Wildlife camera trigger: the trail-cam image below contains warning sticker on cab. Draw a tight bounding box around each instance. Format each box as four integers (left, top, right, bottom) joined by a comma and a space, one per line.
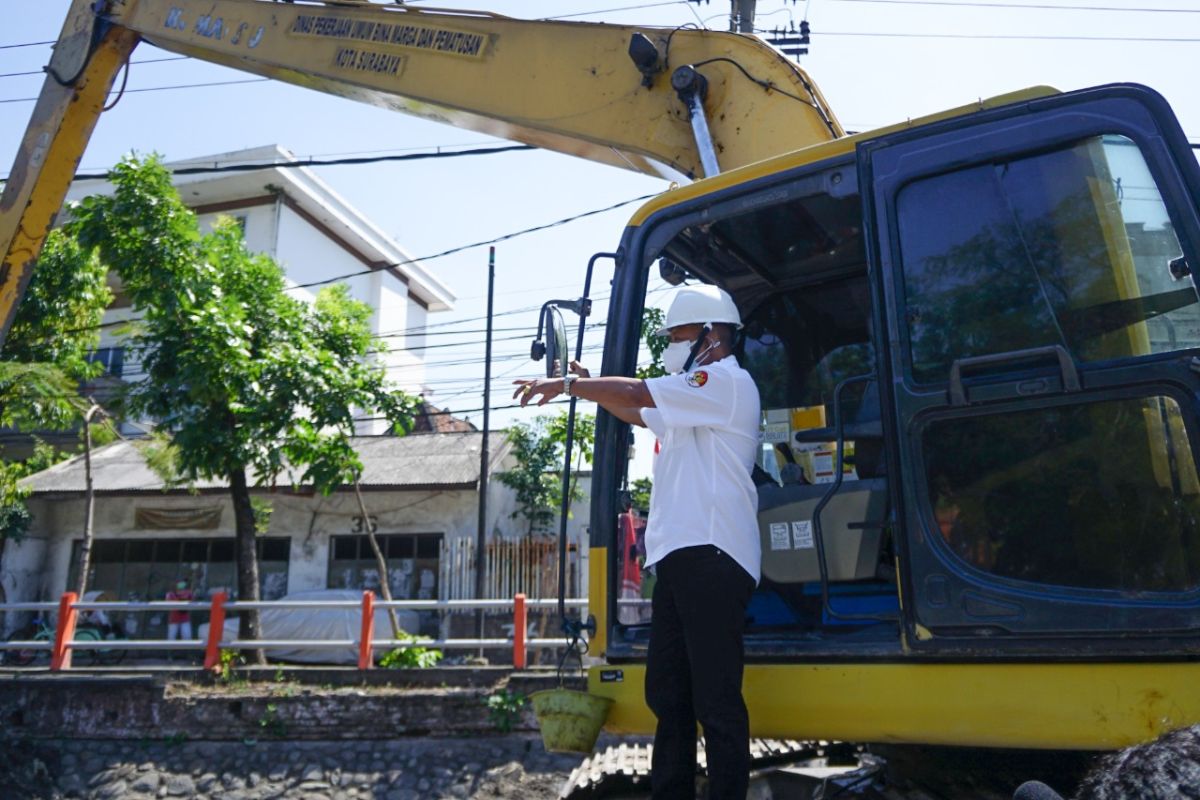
769, 522, 790, 551
792, 520, 814, 549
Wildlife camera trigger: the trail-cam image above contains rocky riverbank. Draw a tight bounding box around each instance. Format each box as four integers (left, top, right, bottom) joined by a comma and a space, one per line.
2, 734, 616, 800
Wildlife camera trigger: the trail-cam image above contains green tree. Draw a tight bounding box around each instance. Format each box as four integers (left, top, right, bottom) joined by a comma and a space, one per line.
499, 411, 595, 536
636, 307, 668, 380
2, 229, 112, 381
70, 155, 419, 661
629, 477, 653, 514
0, 225, 112, 602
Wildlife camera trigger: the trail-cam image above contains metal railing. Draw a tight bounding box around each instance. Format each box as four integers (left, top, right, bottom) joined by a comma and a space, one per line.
0, 591, 587, 672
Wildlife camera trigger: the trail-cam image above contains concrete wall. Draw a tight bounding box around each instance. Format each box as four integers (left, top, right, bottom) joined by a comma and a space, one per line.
0, 671, 579, 741
196, 204, 279, 259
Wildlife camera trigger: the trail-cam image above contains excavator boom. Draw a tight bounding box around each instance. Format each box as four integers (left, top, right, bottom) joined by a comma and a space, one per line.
0, 0, 841, 347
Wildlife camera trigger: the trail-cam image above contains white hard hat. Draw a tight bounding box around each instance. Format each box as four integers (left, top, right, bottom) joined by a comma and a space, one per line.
656, 284, 741, 336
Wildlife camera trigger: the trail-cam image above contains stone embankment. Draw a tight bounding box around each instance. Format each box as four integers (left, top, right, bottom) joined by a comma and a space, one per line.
4, 734, 601, 800
0, 667, 647, 800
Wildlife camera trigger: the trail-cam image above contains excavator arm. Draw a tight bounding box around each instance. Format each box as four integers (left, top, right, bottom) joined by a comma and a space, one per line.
0, 0, 842, 346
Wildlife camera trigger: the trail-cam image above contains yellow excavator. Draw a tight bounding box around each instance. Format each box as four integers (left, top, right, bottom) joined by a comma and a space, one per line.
7, 1, 1200, 795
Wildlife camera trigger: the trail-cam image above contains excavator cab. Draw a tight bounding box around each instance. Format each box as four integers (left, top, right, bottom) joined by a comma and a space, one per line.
591, 83, 1200, 748
602, 146, 902, 666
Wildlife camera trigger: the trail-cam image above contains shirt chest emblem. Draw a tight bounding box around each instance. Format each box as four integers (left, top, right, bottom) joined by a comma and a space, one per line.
685, 370, 709, 388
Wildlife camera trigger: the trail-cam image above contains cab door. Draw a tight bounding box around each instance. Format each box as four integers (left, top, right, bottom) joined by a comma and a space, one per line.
859, 84, 1200, 652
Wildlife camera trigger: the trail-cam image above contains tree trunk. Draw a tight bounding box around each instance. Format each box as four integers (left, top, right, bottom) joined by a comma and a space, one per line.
229, 466, 265, 665
75, 403, 103, 598
353, 481, 401, 637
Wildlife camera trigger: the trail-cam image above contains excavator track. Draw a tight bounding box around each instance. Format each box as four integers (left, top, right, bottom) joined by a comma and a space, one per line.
560, 738, 860, 799
560, 739, 1094, 799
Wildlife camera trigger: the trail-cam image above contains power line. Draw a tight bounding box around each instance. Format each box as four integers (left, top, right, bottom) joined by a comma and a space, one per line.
288, 192, 658, 292
65, 145, 536, 181
352, 397, 580, 425
0, 56, 190, 80
0, 77, 271, 105
828, 0, 1200, 11
14, 196, 641, 343
811, 29, 1200, 42
543, 1, 698, 20
73, 140, 517, 173
0, 40, 54, 50
109, 343, 608, 383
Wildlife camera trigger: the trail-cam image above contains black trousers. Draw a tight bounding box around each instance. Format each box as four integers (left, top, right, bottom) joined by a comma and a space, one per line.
645, 545, 755, 800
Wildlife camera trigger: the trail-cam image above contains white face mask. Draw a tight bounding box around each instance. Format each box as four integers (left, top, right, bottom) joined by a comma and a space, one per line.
662, 340, 693, 374
662, 336, 719, 374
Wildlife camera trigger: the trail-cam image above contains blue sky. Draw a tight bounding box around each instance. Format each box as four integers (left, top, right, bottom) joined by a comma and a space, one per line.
5, 0, 1200, 476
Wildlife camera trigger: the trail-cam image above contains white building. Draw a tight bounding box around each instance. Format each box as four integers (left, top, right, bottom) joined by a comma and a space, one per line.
68, 145, 456, 435
8, 434, 591, 638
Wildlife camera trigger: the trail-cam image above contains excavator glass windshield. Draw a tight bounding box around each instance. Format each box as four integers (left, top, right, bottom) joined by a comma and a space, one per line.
896, 134, 1198, 382
894, 133, 1200, 600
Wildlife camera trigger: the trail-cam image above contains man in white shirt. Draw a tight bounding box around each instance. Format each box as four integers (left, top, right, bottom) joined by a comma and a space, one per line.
515, 284, 761, 800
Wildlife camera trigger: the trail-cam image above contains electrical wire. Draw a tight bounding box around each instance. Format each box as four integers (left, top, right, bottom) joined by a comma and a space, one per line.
812, 29, 1200, 42
827, 0, 1200, 11
287, 192, 658, 292
67, 145, 537, 181
0, 77, 271, 105
0, 56, 190, 80
692, 56, 819, 109
543, 1, 697, 19
0, 40, 54, 50
2, 144, 539, 183
352, 397, 578, 425
36, 280, 664, 351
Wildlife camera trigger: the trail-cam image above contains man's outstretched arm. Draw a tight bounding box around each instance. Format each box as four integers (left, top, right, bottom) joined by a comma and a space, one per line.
513, 374, 654, 427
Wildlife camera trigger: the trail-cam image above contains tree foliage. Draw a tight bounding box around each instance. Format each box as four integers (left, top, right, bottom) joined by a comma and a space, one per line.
629, 477, 653, 515
2, 227, 110, 380
0, 222, 112, 548
67, 155, 420, 650
0, 439, 67, 542
499, 411, 595, 536
636, 307, 668, 380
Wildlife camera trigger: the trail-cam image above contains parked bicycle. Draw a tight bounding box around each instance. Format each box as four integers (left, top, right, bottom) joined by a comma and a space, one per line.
80, 617, 128, 666
2, 615, 52, 666
1, 614, 126, 667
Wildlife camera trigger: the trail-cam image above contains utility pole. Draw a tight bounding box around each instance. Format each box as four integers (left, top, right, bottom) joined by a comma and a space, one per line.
475, 247, 496, 646
730, 0, 756, 33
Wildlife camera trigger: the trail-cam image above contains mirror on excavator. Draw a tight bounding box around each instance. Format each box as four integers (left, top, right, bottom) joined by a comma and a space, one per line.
530, 305, 570, 380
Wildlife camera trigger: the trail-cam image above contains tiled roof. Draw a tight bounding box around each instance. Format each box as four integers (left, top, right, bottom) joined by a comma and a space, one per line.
19, 432, 512, 495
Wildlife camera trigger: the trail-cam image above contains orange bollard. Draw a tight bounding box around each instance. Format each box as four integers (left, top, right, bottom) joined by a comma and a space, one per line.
513, 593, 527, 670
358, 590, 375, 670
50, 592, 79, 671
203, 592, 228, 672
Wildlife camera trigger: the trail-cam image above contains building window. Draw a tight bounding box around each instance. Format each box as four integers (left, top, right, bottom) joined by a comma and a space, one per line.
86, 347, 125, 378
327, 533, 442, 600
67, 536, 291, 602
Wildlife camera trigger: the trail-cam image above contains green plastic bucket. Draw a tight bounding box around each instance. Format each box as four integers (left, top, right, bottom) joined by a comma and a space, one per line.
530, 688, 613, 754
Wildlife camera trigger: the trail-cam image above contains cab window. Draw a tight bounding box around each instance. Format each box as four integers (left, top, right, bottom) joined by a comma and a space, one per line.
896, 134, 1198, 383
924, 394, 1200, 593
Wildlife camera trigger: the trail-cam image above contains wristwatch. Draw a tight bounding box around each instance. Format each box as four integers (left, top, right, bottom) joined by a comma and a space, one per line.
562, 374, 576, 397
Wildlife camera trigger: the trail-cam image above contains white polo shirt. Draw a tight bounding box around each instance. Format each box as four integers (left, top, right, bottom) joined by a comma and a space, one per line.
639, 356, 762, 584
